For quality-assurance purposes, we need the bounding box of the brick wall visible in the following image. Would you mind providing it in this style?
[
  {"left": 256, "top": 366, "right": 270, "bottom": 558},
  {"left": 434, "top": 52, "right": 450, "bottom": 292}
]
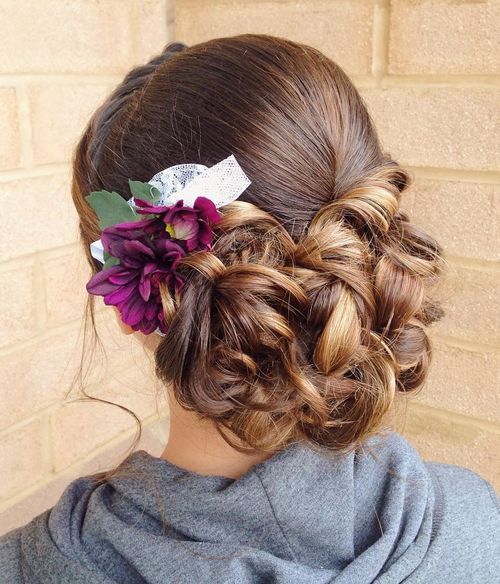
[
  {"left": 0, "top": 0, "right": 174, "bottom": 535},
  {"left": 0, "top": 0, "right": 498, "bottom": 534}
]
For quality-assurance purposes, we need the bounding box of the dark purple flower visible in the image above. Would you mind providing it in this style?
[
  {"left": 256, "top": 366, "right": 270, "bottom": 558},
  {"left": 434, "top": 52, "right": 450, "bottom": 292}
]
[
  {"left": 86, "top": 224, "right": 186, "bottom": 335},
  {"left": 135, "top": 196, "right": 221, "bottom": 252},
  {"left": 86, "top": 195, "right": 221, "bottom": 335}
]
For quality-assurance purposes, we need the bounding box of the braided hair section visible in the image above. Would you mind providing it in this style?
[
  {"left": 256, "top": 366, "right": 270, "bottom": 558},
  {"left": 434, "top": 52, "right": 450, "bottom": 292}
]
[{"left": 155, "top": 163, "right": 444, "bottom": 453}]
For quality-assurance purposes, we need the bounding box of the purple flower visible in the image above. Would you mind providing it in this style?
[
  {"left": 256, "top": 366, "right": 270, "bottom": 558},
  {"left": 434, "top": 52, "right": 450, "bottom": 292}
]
[
  {"left": 86, "top": 222, "right": 186, "bottom": 335},
  {"left": 86, "top": 195, "right": 221, "bottom": 335},
  {"left": 135, "top": 196, "right": 221, "bottom": 252}
]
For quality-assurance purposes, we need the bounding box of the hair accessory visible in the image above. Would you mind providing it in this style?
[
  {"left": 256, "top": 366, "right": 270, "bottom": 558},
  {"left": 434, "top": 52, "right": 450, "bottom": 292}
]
[{"left": 85, "top": 155, "right": 251, "bottom": 336}]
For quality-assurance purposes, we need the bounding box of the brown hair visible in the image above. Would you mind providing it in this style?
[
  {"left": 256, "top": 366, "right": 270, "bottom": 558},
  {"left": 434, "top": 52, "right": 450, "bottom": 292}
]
[{"left": 72, "top": 34, "right": 445, "bottom": 462}]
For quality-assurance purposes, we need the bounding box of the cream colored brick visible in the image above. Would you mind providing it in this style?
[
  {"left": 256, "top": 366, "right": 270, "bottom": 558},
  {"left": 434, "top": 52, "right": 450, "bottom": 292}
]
[
  {"left": 107, "top": 365, "right": 166, "bottom": 420},
  {"left": 432, "top": 264, "right": 500, "bottom": 346},
  {"left": 400, "top": 404, "right": 500, "bottom": 490},
  {"left": 0, "top": 418, "right": 167, "bottom": 535},
  {"left": 361, "top": 87, "right": 499, "bottom": 171},
  {"left": 50, "top": 361, "right": 164, "bottom": 472},
  {"left": 0, "top": 471, "right": 69, "bottom": 535},
  {"left": 73, "top": 416, "right": 168, "bottom": 478},
  {"left": 30, "top": 84, "right": 112, "bottom": 165},
  {"left": 0, "top": 88, "right": 20, "bottom": 170},
  {"left": 174, "top": 0, "right": 374, "bottom": 75},
  {"left": 409, "top": 179, "right": 500, "bottom": 261},
  {"left": 389, "top": 0, "right": 500, "bottom": 75},
  {"left": 51, "top": 397, "right": 153, "bottom": 472},
  {"left": 415, "top": 342, "right": 500, "bottom": 423},
  {"left": 135, "top": 0, "right": 173, "bottom": 63},
  {"left": 0, "top": 419, "right": 45, "bottom": 500},
  {"left": 0, "top": 333, "right": 86, "bottom": 430},
  {"left": 0, "top": 1, "right": 132, "bottom": 74},
  {"left": 0, "top": 173, "right": 79, "bottom": 261},
  {"left": 0, "top": 263, "right": 36, "bottom": 349},
  {"left": 0, "top": 314, "right": 149, "bottom": 429},
  {"left": 42, "top": 249, "right": 90, "bottom": 328}
]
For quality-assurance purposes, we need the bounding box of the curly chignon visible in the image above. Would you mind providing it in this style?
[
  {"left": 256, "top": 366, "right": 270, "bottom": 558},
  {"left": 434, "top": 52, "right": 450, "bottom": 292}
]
[{"left": 72, "top": 34, "right": 445, "bottom": 455}]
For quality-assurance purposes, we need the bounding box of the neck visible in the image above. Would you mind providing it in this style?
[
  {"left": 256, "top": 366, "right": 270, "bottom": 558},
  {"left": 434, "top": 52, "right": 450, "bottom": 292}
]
[{"left": 160, "top": 390, "right": 273, "bottom": 479}]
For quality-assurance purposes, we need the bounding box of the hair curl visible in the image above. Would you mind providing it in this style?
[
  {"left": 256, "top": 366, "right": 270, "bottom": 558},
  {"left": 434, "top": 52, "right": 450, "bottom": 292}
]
[{"left": 72, "top": 34, "right": 445, "bottom": 458}]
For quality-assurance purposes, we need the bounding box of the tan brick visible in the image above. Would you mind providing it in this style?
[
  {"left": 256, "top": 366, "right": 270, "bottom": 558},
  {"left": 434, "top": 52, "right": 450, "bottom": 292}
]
[
  {"left": 0, "top": 173, "right": 79, "bottom": 261},
  {"left": 415, "top": 342, "right": 500, "bottom": 423},
  {"left": 361, "top": 87, "right": 499, "bottom": 171},
  {"left": 409, "top": 179, "right": 500, "bottom": 261},
  {"left": 30, "top": 84, "right": 112, "bottom": 165},
  {"left": 135, "top": 0, "right": 173, "bottom": 63},
  {"left": 389, "top": 0, "right": 500, "bottom": 75},
  {"left": 0, "top": 88, "right": 20, "bottom": 170},
  {"left": 42, "top": 249, "right": 90, "bottom": 328},
  {"left": 432, "top": 263, "right": 500, "bottom": 346},
  {"left": 0, "top": 418, "right": 167, "bottom": 535},
  {"left": 74, "top": 416, "right": 168, "bottom": 477},
  {"left": 50, "top": 387, "right": 159, "bottom": 472},
  {"left": 0, "top": 314, "right": 148, "bottom": 429},
  {"left": 0, "top": 333, "right": 86, "bottom": 430},
  {"left": 0, "top": 472, "right": 68, "bottom": 534},
  {"left": 49, "top": 359, "right": 165, "bottom": 473},
  {"left": 0, "top": 1, "right": 132, "bottom": 74},
  {"left": 0, "top": 419, "right": 45, "bottom": 501},
  {"left": 0, "top": 263, "right": 36, "bottom": 349},
  {"left": 399, "top": 404, "right": 500, "bottom": 490},
  {"left": 174, "top": 0, "right": 374, "bottom": 75},
  {"left": 107, "top": 365, "right": 166, "bottom": 420}
]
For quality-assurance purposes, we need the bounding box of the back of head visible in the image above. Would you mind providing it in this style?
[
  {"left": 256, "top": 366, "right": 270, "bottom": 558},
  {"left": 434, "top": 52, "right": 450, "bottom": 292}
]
[{"left": 72, "top": 34, "right": 444, "bottom": 454}]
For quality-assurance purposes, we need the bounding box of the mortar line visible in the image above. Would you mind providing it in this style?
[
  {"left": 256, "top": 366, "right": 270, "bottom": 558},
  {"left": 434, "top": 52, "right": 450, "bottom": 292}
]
[
  {"left": 446, "top": 255, "right": 500, "bottom": 273},
  {"left": 32, "top": 252, "right": 48, "bottom": 333},
  {"left": 409, "top": 166, "right": 500, "bottom": 184},
  {"left": 0, "top": 243, "right": 81, "bottom": 273},
  {"left": 16, "top": 85, "right": 34, "bottom": 169},
  {"left": 129, "top": 1, "right": 141, "bottom": 62},
  {"left": 381, "top": 75, "right": 500, "bottom": 88},
  {"left": 0, "top": 163, "right": 70, "bottom": 182},
  {"left": 0, "top": 74, "right": 124, "bottom": 86},
  {"left": 408, "top": 401, "right": 500, "bottom": 435},
  {"left": 371, "top": 0, "right": 390, "bottom": 85},
  {"left": 431, "top": 333, "right": 500, "bottom": 354}
]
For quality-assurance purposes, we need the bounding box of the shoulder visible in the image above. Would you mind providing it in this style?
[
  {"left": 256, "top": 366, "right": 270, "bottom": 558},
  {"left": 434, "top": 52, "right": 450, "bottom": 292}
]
[
  {"left": 0, "top": 525, "right": 24, "bottom": 582},
  {"left": 426, "top": 460, "right": 499, "bottom": 524},
  {"left": 0, "top": 475, "right": 100, "bottom": 583},
  {"left": 419, "top": 461, "right": 500, "bottom": 581}
]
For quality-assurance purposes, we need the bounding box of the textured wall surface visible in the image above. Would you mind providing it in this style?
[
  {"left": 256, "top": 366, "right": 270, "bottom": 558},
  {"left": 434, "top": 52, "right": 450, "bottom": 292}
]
[
  {"left": 1, "top": 0, "right": 499, "bottom": 534},
  {"left": 0, "top": 0, "right": 174, "bottom": 535}
]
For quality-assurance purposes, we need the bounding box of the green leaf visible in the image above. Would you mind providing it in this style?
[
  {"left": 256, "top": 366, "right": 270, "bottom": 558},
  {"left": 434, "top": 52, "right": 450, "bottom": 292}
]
[
  {"left": 102, "top": 255, "right": 120, "bottom": 270},
  {"left": 86, "top": 190, "right": 138, "bottom": 230},
  {"left": 128, "top": 180, "right": 162, "bottom": 204}
]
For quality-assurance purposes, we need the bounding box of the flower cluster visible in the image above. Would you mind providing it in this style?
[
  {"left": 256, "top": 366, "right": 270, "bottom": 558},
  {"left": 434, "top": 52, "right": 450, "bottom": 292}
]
[{"left": 86, "top": 185, "right": 221, "bottom": 335}]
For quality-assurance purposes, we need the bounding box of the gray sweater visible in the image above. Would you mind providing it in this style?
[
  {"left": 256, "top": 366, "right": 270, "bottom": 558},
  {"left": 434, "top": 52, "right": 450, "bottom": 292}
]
[{"left": 1, "top": 431, "right": 498, "bottom": 583}]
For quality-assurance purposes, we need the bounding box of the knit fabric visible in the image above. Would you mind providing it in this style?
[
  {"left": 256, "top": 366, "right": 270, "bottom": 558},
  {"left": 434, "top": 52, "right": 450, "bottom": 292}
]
[{"left": 1, "top": 431, "right": 498, "bottom": 583}]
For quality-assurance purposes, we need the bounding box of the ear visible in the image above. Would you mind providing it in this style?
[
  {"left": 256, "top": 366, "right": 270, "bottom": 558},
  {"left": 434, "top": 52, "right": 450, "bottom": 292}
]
[{"left": 112, "top": 307, "right": 135, "bottom": 335}]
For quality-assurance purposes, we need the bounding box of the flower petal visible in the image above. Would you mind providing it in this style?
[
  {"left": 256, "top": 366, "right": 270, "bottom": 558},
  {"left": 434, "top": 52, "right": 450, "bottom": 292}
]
[
  {"left": 86, "top": 267, "right": 122, "bottom": 296},
  {"left": 118, "top": 293, "right": 146, "bottom": 327},
  {"left": 104, "top": 280, "right": 138, "bottom": 305},
  {"left": 194, "top": 197, "right": 221, "bottom": 223}
]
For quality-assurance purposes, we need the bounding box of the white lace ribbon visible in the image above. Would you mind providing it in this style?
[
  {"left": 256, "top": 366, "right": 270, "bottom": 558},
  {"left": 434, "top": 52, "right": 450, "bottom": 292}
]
[{"left": 89, "top": 155, "right": 251, "bottom": 264}]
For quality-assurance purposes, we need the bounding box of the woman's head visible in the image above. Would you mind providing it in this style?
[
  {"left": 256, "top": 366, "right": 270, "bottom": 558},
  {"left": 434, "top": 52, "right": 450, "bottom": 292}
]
[{"left": 72, "top": 34, "right": 445, "bottom": 454}]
